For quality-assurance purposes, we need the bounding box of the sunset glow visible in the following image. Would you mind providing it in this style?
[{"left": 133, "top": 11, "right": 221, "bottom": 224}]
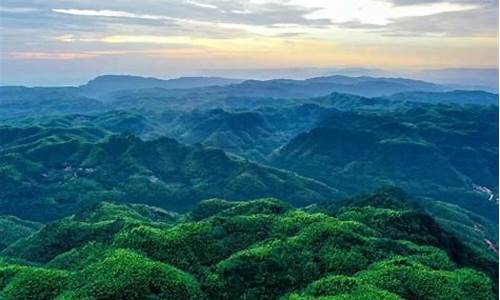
[{"left": 0, "top": 0, "right": 497, "bottom": 85}]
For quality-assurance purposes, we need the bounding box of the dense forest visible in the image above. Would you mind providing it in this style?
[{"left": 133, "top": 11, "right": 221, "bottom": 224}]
[
  {"left": 0, "top": 75, "right": 497, "bottom": 299},
  {"left": 1, "top": 189, "right": 498, "bottom": 299}
]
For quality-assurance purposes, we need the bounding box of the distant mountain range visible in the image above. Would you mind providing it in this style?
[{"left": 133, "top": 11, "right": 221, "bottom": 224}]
[
  {"left": 389, "top": 90, "right": 499, "bottom": 105},
  {"left": 411, "top": 68, "right": 499, "bottom": 93},
  {"left": 73, "top": 74, "right": 451, "bottom": 99},
  {"left": 2, "top": 74, "right": 450, "bottom": 99},
  {"left": 198, "top": 67, "right": 499, "bottom": 92},
  {"left": 79, "top": 75, "right": 244, "bottom": 96},
  {"left": 197, "top": 75, "right": 446, "bottom": 98},
  {"left": 1, "top": 74, "right": 497, "bottom": 118}
]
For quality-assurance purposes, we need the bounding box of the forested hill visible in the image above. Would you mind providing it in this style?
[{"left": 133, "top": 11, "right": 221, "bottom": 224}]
[
  {"left": 0, "top": 125, "right": 340, "bottom": 222},
  {"left": 271, "top": 104, "right": 499, "bottom": 220},
  {"left": 0, "top": 188, "right": 497, "bottom": 299},
  {"left": 0, "top": 95, "right": 497, "bottom": 222},
  {"left": 0, "top": 74, "right": 497, "bottom": 299}
]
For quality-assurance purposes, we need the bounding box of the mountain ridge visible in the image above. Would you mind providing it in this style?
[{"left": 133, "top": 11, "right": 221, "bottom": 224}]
[
  {"left": 0, "top": 125, "right": 342, "bottom": 222},
  {"left": 0, "top": 190, "right": 496, "bottom": 299}
]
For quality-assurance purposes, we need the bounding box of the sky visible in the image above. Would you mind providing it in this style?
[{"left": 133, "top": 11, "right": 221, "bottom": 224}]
[{"left": 0, "top": 0, "right": 498, "bottom": 85}]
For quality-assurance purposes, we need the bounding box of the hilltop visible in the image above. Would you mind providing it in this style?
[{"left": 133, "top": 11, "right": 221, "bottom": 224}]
[
  {"left": 0, "top": 189, "right": 497, "bottom": 299},
  {"left": 0, "top": 125, "right": 340, "bottom": 221}
]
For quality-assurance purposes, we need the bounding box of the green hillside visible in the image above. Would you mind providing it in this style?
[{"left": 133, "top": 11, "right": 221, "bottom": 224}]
[
  {"left": 0, "top": 125, "right": 340, "bottom": 221},
  {"left": 271, "top": 104, "right": 499, "bottom": 220},
  {"left": 0, "top": 215, "right": 41, "bottom": 250},
  {"left": 0, "top": 75, "right": 497, "bottom": 299},
  {"left": 0, "top": 190, "right": 496, "bottom": 299}
]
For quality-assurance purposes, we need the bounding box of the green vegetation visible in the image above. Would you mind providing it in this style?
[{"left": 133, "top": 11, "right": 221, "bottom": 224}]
[
  {"left": 272, "top": 104, "right": 498, "bottom": 220},
  {"left": 0, "top": 75, "right": 497, "bottom": 299},
  {"left": 0, "top": 215, "right": 41, "bottom": 250},
  {"left": 2, "top": 89, "right": 497, "bottom": 224},
  {"left": 0, "top": 124, "right": 340, "bottom": 221},
  {"left": 0, "top": 192, "right": 496, "bottom": 299},
  {"left": 3, "top": 102, "right": 496, "bottom": 222},
  {"left": 426, "top": 201, "right": 498, "bottom": 256}
]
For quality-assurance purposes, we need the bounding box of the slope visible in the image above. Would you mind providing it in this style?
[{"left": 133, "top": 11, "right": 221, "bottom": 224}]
[
  {"left": 0, "top": 190, "right": 496, "bottom": 299},
  {"left": 271, "top": 104, "right": 499, "bottom": 220},
  {"left": 0, "top": 126, "right": 341, "bottom": 221}
]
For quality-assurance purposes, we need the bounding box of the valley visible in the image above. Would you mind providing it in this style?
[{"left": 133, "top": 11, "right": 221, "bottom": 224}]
[{"left": 0, "top": 74, "right": 497, "bottom": 299}]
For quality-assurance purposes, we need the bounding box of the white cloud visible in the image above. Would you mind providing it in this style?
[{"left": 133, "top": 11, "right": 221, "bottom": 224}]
[
  {"left": 52, "top": 9, "right": 177, "bottom": 21},
  {"left": 185, "top": 0, "right": 217, "bottom": 9},
  {"left": 289, "top": 0, "right": 479, "bottom": 25},
  {"left": 51, "top": 8, "right": 309, "bottom": 38}
]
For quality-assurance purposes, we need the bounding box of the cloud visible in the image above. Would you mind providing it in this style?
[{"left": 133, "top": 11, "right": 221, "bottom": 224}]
[
  {"left": 49, "top": 7, "right": 323, "bottom": 40},
  {"left": 0, "top": 1, "right": 331, "bottom": 55},
  {"left": 1, "top": 0, "right": 495, "bottom": 41},
  {"left": 350, "top": 7, "right": 497, "bottom": 37},
  {"left": 51, "top": 9, "right": 176, "bottom": 20},
  {"left": 2, "top": 51, "right": 99, "bottom": 60},
  {"left": 0, "top": 0, "right": 497, "bottom": 86},
  {"left": 1, "top": 48, "right": 210, "bottom": 61},
  {"left": 332, "top": 0, "right": 497, "bottom": 37},
  {"left": 385, "top": 7, "right": 498, "bottom": 37},
  {"left": 39, "top": 0, "right": 331, "bottom": 27},
  {"left": 385, "top": 0, "right": 497, "bottom": 7},
  {"left": 186, "top": 0, "right": 217, "bottom": 9}
]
